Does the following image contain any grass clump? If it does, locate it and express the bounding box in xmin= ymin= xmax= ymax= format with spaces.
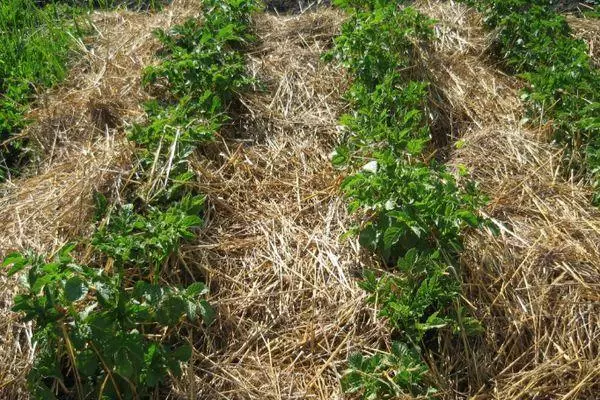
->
xmin=0 ymin=0 xmax=84 ymax=179
xmin=326 ymin=1 xmax=489 ymax=398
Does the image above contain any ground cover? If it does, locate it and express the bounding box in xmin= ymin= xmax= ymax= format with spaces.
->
xmin=0 ymin=1 xmax=599 ymax=399
xmin=466 ymin=0 xmax=600 ymax=204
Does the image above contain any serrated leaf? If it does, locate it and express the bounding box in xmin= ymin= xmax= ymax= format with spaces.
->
xmin=65 ymin=277 xmax=88 ymax=302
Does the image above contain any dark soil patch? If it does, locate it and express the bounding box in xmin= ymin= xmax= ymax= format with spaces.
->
xmin=265 ymin=0 xmax=330 ymax=14
xmin=554 ymin=0 xmax=598 ymax=12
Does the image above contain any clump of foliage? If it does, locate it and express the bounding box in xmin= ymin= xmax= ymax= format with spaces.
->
xmin=327 ymin=1 xmax=489 ymax=398
xmin=341 ymin=342 xmax=435 ymax=399
xmin=132 ymin=0 xmax=257 ymax=199
xmin=4 ymin=1 xmax=257 ymax=398
xmin=4 ymin=247 xmax=212 ymax=399
xmin=466 ymin=0 xmax=600 ymax=203
xmin=92 ymin=195 xmax=205 ymax=277
xmin=0 ymin=0 xmax=84 ymax=180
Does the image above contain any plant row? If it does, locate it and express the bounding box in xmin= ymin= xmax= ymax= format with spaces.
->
xmin=467 ymin=0 xmax=600 ymax=203
xmin=326 ymin=1 xmax=489 ymax=398
xmin=3 ymin=1 xmax=257 ymax=399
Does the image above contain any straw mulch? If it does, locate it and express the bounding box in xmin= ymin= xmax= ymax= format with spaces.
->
xmin=568 ymin=14 xmax=600 ymax=66
xmin=0 ymin=2 xmax=202 ymax=397
xmin=416 ymin=1 xmax=600 ymax=398
xmin=3 ymin=0 xmax=598 ymax=398
xmin=165 ymin=9 xmax=388 ymax=399
xmin=1 ymin=5 xmax=386 ymax=399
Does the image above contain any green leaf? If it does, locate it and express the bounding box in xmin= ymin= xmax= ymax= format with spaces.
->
xmin=3 ymin=252 xmax=27 ymax=275
xmin=93 ymin=191 xmax=108 ymax=221
xmin=171 ymin=344 xmax=192 ymax=362
xmin=406 ymin=139 xmax=425 ymax=155
xmin=383 ymin=226 xmax=403 ymax=250
xmin=456 ymin=210 xmax=479 ymax=227
xmin=76 ymin=350 xmax=98 ymax=377
xmin=157 ymin=296 xmax=187 ymax=326
xmin=358 ymin=224 xmax=379 ymax=252
xmin=65 ymin=276 xmax=88 ymax=302
xmin=198 ymin=299 xmax=215 ymax=326
xmin=186 ymin=282 xmax=208 ymax=297
xmin=114 ymin=351 xmax=134 ymax=379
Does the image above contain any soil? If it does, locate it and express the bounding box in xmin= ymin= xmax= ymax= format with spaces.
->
xmin=265 ymin=0 xmax=331 ymax=14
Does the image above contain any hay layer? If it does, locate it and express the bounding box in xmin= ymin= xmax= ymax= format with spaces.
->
xmin=170 ymin=10 xmax=387 ymax=399
xmin=417 ymin=2 xmax=600 ymax=398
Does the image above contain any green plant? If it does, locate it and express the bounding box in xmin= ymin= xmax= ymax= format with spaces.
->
xmin=130 ymin=0 xmax=257 ymax=199
xmin=35 ymin=0 xmax=169 ymax=11
xmin=583 ymin=6 xmax=600 ymax=18
xmin=341 ymin=342 xmax=435 ymax=399
xmin=4 ymin=246 xmax=213 ymax=399
xmin=0 ymin=0 xmax=166 ymax=181
xmin=328 ymin=1 xmax=489 ymax=397
xmin=467 ymin=0 xmax=600 ymax=203
xmin=344 ymin=161 xmax=485 ymax=262
xmin=92 ymin=195 xmax=205 ymax=278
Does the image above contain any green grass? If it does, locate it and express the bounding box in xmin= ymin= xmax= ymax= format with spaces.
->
xmin=0 ymin=0 xmax=85 ymax=179
xmin=0 ymin=0 xmax=169 ymax=181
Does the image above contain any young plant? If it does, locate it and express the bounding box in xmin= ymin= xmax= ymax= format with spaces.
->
xmin=4 ymin=1 xmax=258 ymax=398
xmin=341 ymin=342 xmax=435 ymax=399
xmin=92 ymin=194 xmax=205 ymax=279
xmin=4 ymin=246 xmax=213 ymax=399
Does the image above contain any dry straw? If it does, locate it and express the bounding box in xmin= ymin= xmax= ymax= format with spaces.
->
xmin=0 ymin=1 xmax=202 ymax=397
xmin=415 ymin=1 xmax=600 ymax=398
xmin=170 ymin=9 xmax=387 ymax=399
